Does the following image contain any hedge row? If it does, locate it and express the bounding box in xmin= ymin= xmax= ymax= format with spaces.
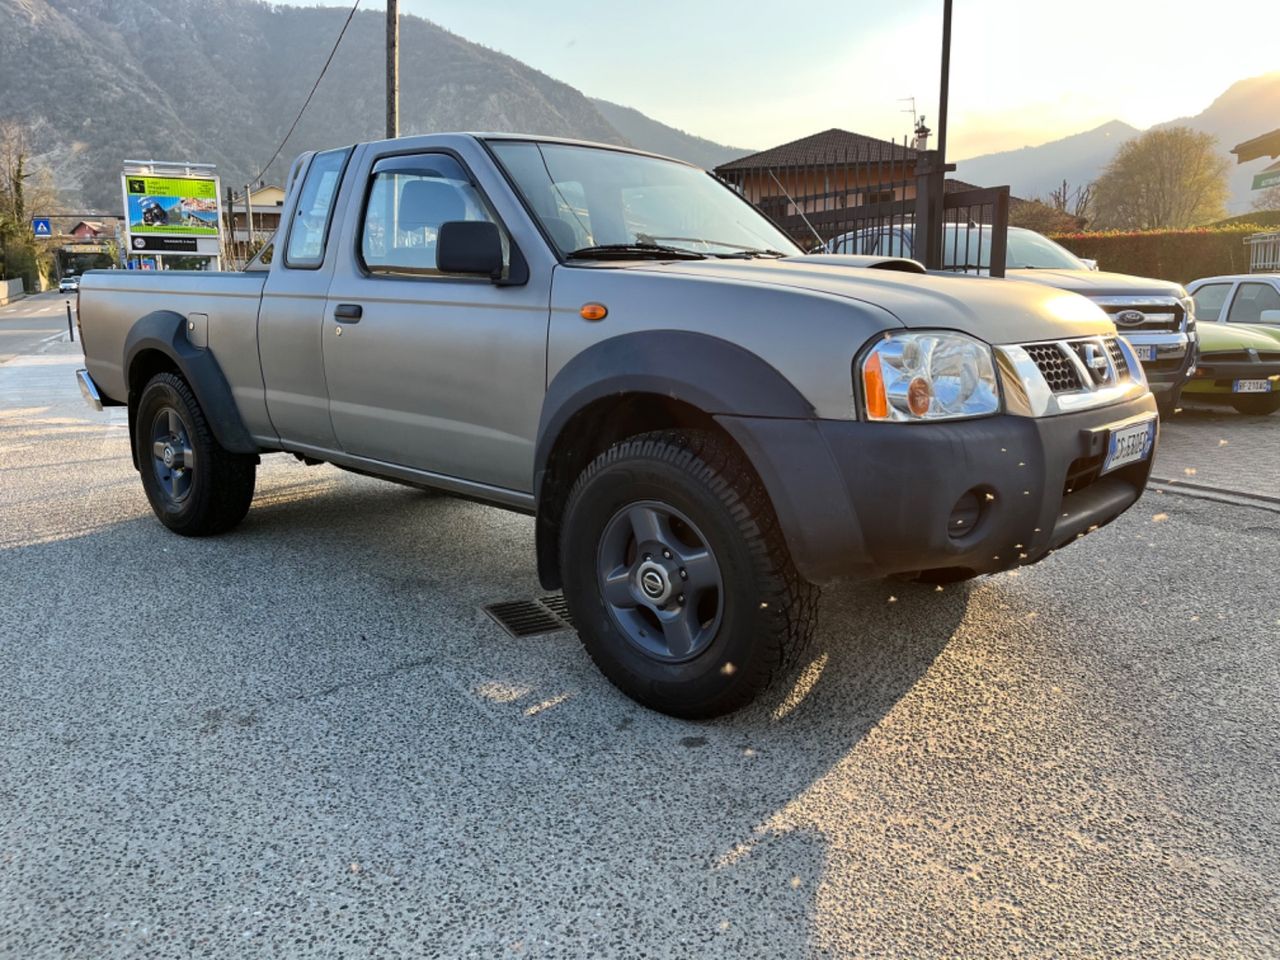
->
xmin=1048 ymin=226 xmax=1265 ymax=285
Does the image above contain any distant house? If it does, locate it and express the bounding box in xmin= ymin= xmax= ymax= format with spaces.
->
xmin=69 ymin=221 xmax=107 ymax=240
xmin=227 ymin=184 xmax=286 ymax=243
xmin=714 ymin=128 xmax=920 ymax=220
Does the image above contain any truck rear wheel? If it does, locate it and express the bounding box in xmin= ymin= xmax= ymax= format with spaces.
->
xmin=1230 ymin=394 xmax=1280 ymax=416
xmin=559 ymin=430 xmax=818 ymax=719
xmin=135 ymin=372 xmax=256 ymax=536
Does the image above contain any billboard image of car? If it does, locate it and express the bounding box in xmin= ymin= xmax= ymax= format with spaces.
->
xmin=123 ymin=175 xmax=220 ymax=236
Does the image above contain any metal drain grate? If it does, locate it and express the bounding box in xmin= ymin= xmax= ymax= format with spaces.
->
xmin=537 ymin=594 xmax=574 ymax=628
xmin=483 ymin=596 xmax=573 ymax=638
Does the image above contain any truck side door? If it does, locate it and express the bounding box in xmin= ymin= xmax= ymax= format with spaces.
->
xmin=258 ymin=146 xmax=355 ymax=450
xmin=320 ymin=146 xmax=550 ymax=494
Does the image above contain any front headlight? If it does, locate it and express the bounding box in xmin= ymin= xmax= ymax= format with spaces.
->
xmin=1179 ymin=295 xmax=1196 ymax=332
xmin=860 ymin=331 xmax=1000 ymax=421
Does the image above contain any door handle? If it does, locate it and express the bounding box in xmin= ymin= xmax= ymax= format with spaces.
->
xmin=334 ymin=303 xmax=363 ymax=322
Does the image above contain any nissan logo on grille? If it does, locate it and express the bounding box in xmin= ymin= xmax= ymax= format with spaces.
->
xmin=1077 ymin=342 xmax=1112 ymax=385
xmin=1115 ymin=309 xmax=1146 ymax=326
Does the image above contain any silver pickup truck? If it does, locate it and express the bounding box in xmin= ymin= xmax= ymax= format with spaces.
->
xmin=77 ymin=134 xmax=1157 ymax=717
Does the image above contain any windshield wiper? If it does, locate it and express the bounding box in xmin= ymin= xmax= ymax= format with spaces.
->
xmin=711 ymin=248 xmax=788 ymax=259
xmin=640 ymin=235 xmax=789 ymax=258
xmin=567 ymin=243 xmax=705 ymax=260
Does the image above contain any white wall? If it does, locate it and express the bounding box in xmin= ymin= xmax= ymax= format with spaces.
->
xmin=0 ymin=278 xmax=24 ymax=306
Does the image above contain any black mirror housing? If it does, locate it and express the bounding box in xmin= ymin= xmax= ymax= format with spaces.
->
xmin=437 ymin=220 xmax=504 ymax=281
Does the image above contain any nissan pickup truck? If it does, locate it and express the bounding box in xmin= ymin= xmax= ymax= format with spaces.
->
xmin=76 ymin=134 xmax=1157 ymax=718
xmin=830 ymin=224 xmax=1199 ymax=416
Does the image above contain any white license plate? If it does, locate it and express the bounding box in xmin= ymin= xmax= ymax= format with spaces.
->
xmin=1131 ymin=344 xmax=1158 ymax=362
xmin=1234 ymin=379 xmax=1272 ymax=393
xmin=1103 ymin=418 xmax=1156 ymax=475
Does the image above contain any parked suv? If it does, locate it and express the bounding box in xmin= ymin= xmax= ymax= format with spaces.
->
xmin=75 ymin=135 xmax=1157 ymax=717
xmin=831 ymin=225 xmax=1198 ymax=416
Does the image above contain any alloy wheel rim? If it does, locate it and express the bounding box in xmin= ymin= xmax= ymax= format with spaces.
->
xmin=597 ymin=500 xmax=724 ymax=662
xmin=150 ymin=406 xmax=195 ymax=504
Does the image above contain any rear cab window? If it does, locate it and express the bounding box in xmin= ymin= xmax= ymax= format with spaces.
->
xmin=285 ymin=147 xmax=352 ymax=268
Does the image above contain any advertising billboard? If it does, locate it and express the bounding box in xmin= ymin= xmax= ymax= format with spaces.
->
xmin=121 ymin=169 xmax=222 ymax=258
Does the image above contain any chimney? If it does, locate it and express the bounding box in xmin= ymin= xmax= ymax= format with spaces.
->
xmin=913 ymin=116 xmax=931 ymax=151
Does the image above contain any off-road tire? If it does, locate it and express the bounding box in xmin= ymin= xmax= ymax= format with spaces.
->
xmin=559 ymin=429 xmax=819 ymax=719
xmin=1229 ymin=394 xmax=1280 ymax=416
xmin=135 ymin=372 xmax=256 ymax=536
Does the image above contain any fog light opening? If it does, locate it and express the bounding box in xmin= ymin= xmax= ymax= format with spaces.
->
xmin=948 ymin=486 xmax=992 ymax=541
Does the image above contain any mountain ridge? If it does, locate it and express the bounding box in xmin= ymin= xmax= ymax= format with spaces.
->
xmin=956 ymin=72 xmax=1280 ymax=213
xmin=0 ymin=0 xmax=744 ymax=209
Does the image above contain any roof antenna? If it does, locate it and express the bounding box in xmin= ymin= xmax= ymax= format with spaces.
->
xmin=899 ymin=97 xmax=918 ymax=140
xmin=765 ymin=168 xmax=825 ymax=250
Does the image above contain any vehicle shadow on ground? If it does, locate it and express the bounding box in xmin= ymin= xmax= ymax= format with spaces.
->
xmin=1 ymin=466 xmax=969 ymax=954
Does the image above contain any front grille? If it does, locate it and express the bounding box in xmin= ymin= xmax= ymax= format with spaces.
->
xmin=1026 ymin=343 xmax=1083 ymax=392
xmin=1203 ymin=350 xmax=1252 ymax=362
xmin=1097 ymin=300 xmax=1184 ymax=332
xmin=1105 ymin=338 xmax=1129 ymax=379
xmin=1063 ymin=453 xmax=1104 ymax=496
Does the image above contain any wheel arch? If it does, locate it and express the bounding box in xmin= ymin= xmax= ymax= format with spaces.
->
xmin=123 ymin=311 xmax=257 ymax=468
xmin=533 ymin=331 xmax=816 ymax=589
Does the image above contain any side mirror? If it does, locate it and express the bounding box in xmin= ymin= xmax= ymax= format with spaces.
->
xmin=437 ymin=220 xmax=503 ymax=281
xmin=1259 ymin=309 xmax=1280 ymax=324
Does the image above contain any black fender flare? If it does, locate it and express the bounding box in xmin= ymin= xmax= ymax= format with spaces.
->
xmin=534 ymin=330 xmax=815 ymax=498
xmin=532 ymin=330 xmax=862 ymax=587
xmin=124 ymin=311 xmax=257 ymax=463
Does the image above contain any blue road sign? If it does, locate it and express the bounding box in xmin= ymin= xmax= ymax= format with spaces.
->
xmin=32 ymin=218 xmax=52 ymax=238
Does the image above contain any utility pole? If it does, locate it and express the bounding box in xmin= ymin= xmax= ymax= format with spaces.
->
xmin=244 ymin=183 xmax=255 ymax=247
xmin=937 ymin=0 xmax=952 ymax=165
xmin=386 ymin=0 xmax=399 ymax=139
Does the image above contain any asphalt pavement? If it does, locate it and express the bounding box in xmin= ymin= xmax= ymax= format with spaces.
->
xmin=0 ymin=293 xmax=77 ymax=365
xmin=1 ymin=338 xmax=1277 ymax=958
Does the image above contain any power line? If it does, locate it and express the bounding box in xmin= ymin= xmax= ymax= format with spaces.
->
xmin=253 ymin=0 xmax=363 ymax=183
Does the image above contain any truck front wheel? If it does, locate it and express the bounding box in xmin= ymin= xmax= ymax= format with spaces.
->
xmin=135 ymin=372 xmax=256 ymax=536
xmin=559 ymin=430 xmax=818 ymax=719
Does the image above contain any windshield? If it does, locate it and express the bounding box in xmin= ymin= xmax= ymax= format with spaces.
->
xmin=487 ymin=140 xmax=801 ymax=259
xmin=937 ymin=225 xmax=1086 ymax=270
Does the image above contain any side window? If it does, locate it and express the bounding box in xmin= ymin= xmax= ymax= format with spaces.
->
xmin=1191 ymin=283 xmax=1231 ymax=321
xmin=360 ymin=153 xmax=504 ymax=278
xmin=1226 ymin=282 xmax=1280 ymax=324
xmin=285 ymin=147 xmax=351 ymax=268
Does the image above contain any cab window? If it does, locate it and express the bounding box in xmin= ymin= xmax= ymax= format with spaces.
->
xmin=359 ymin=153 xmax=506 ymax=278
xmin=1191 ymin=282 xmax=1231 ymax=321
xmin=1226 ymin=282 xmax=1280 ymax=324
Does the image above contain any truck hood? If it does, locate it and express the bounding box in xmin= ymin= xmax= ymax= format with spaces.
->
xmin=1197 ymin=322 xmax=1280 ymax=353
xmin=628 ymin=256 xmax=1114 ymax=345
xmin=1006 ymin=268 xmax=1186 ymax=298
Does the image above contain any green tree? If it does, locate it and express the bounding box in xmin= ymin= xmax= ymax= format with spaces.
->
xmin=0 ymin=119 xmax=57 ymax=289
xmin=1092 ymin=126 xmax=1229 ymax=230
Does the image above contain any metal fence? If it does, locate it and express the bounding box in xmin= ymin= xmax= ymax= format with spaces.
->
xmin=717 ymin=140 xmax=1009 ymax=276
xmin=1246 ymin=231 xmax=1280 ymax=273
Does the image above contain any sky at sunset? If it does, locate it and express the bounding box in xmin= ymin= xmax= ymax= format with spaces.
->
xmin=290 ymin=0 xmax=1277 ymax=157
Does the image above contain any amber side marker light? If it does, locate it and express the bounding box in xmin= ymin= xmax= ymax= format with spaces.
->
xmin=580 ymin=302 xmax=608 ymax=321
xmin=863 ymin=352 xmax=888 ymax=419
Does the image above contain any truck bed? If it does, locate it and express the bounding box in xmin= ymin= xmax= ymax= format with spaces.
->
xmin=79 ymin=270 xmax=268 ymax=431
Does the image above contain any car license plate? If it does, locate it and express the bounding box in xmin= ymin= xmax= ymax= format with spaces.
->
xmin=1131 ymin=344 xmax=1158 ymax=362
xmin=1102 ymin=418 xmax=1156 ymax=475
xmin=1234 ymin=379 xmax=1272 ymax=393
